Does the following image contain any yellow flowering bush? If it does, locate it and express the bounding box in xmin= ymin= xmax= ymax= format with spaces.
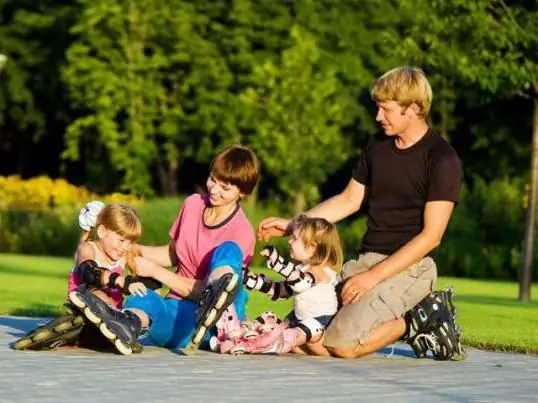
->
xmin=0 ymin=175 xmax=142 ymax=212
xmin=0 ymin=175 xmax=144 ymax=255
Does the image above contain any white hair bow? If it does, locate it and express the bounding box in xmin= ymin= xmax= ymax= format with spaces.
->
xmin=78 ymin=200 xmax=105 ymax=231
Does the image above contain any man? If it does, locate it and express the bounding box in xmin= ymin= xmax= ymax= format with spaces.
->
xmin=258 ymin=66 xmax=464 ymax=360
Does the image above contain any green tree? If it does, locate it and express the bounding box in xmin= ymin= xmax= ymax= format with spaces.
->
xmin=389 ymin=0 xmax=537 ymax=299
xmin=240 ymin=26 xmax=351 ymax=213
xmin=62 ymin=0 xmax=231 ymax=195
xmin=0 ymin=1 xmax=77 ymax=175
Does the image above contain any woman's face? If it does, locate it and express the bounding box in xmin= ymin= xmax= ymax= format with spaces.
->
xmin=206 ymin=174 xmax=242 ymax=207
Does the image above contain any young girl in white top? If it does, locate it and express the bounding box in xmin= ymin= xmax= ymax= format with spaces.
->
xmin=212 ymin=214 xmax=343 ymax=355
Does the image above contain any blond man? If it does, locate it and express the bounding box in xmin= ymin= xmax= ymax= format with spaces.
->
xmin=259 ymin=66 xmax=464 ymax=360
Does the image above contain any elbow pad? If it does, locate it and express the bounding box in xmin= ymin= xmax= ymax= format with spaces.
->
xmin=263 ymin=246 xmax=306 ymax=278
xmin=287 ymin=271 xmax=315 ymax=293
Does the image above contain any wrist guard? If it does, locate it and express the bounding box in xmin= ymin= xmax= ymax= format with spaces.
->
xmin=107 ymin=272 xmax=121 ymax=288
xmin=122 ymin=275 xmax=137 ymax=295
xmin=75 ymin=260 xmax=106 ymax=287
xmin=263 ymin=246 xmax=306 ymax=278
xmin=243 ymin=272 xmax=272 ymax=293
xmin=136 ymin=276 xmax=163 ymax=290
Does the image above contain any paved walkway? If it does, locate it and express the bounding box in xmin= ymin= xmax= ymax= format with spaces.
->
xmin=1 ymin=316 xmax=537 ymax=402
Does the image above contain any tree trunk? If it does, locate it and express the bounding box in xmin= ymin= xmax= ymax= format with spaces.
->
xmin=0 ymin=54 xmax=6 ymax=74
xmin=166 ymin=152 xmax=178 ymax=196
xmin=156 ymin=150 xmax=178 ymax=196
xmin=519 ymin=92 xmax=538 ymax=302
xmin=293 ymin=191 xmax=305 ymax=215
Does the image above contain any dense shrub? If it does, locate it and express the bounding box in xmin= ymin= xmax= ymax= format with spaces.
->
xmin=435 ymin=176 xmax=528 ymax=280
xmin=0 ymin=176 xmax=140 ymax=212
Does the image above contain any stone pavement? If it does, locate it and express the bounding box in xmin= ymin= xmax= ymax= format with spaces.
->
xmin=1 ymin=316 xmax=537 ymax=403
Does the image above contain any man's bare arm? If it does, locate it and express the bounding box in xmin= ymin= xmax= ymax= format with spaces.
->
xmin=305 ymin=178 xmax=366 ymax=223
xmin=371 ymin=200 xmax=455 ymax=282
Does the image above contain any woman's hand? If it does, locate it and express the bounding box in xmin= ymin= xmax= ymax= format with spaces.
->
xmin=133 ymin=256 xmax=161 ymax=278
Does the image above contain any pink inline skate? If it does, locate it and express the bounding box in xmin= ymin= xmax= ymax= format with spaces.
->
xmin=209 ymin=310 xmax=282 ymax=354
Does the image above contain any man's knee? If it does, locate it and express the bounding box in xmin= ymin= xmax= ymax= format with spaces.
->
xmin=326 ymin=345 xmax=363 ymax=359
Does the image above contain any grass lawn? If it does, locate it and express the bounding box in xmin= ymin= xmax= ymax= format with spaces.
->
xmin=1 ymin=253 xmax=537 ymax=354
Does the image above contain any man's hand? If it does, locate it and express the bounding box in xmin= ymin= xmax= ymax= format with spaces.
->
xmin=257 ymin=217 xmax=291 ymax=241
xmin=341 ymin=270 xmax=381 ymax=305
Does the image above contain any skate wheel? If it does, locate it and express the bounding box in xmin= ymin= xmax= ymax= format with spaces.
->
xmin=203 ymin=308 xmax=218 ymax=328
xmin=14 ymin=338 xmax=33 ymax=350
xmin=192 ymin=326 xmax=206 ymax=345
xmin=225 ymin=274 xmax=238 ymax=293
xmin=114 ymin=339 xmax=132 ymax=355
xmin=208 ymin=336 xmax=219 ymax=352
xmin=231 ymin=346 xmax=245 ymax=356
xmin=214 ymin=292 xmax=228 ymax=311
xmin=54 ymin=320 xmax=75 ymax=333
xmin=33 ymin=329 xmax=53 ymax=342
xmin=83 ymin=307 xmax=100 ymax=325
xmin=63 ymin=303 xmax=77 ymax=315
xmin=69 ymin=292 xmax=86 ymax=309
xmin=99 ymin=322 xmax=116 ymax=340
xmin=131 ymin=341 xmax=144 ymax=354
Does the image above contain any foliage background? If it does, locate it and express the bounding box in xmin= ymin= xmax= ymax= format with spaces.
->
xmin=0 ymin=0 xmax=537 ymax=280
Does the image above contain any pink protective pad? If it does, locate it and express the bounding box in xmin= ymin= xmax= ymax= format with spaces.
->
xmin=213 ymin=304 xmax=244 ymax=343
xmin=229 ymin=325 xmax=303 ymax=355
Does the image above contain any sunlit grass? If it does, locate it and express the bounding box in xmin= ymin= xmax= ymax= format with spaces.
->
xmin=1 ymin=253 xmax=537 ymax=353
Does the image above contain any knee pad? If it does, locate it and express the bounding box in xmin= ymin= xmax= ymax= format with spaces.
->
xmin=123 ymin=289 xmax=164 ymax=316
xmin=75 ymin=260 xmax=106 ymax=287
xmin=287 ymin=272 xmax=315 ymax=293
xmin=255 ymin=311 xmax=281 ymax=332
xmin=294 ymin=317 xmax=325 ymax=342
xmin=210 ymin=241 xmax=243 ymax=274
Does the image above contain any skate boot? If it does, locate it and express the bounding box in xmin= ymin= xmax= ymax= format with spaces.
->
xmin=62 ymin=302 xmax=80 ymax=315
xmin=431 ymin=287 xmax=465 ymax=360
xmin=209 ymin=305 xmax=243 ymax=352
xmin=69 ymin=288 xmax=143 ymax=355
xmin=403 ymin=287 xmax=465 ymax=360
xmin=230 ymin=325 xmax=301 ymax=356
xmin=238 ymin=311 xmax=281 ymax=340
xmin=209 ymin=310 xmax=282 ymax=353
xmin=13 ymin=314 xmax=85 ymax=350
xmin=188 ymin=269 xmax=240 ymax=349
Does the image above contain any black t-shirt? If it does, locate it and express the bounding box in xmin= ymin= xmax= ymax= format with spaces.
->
xmin=352 ymin=129 xmax=463 ymax=255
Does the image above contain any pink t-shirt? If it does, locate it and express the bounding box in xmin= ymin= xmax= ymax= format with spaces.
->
xmin=168 ymin=193 xmax=255 ymax=300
